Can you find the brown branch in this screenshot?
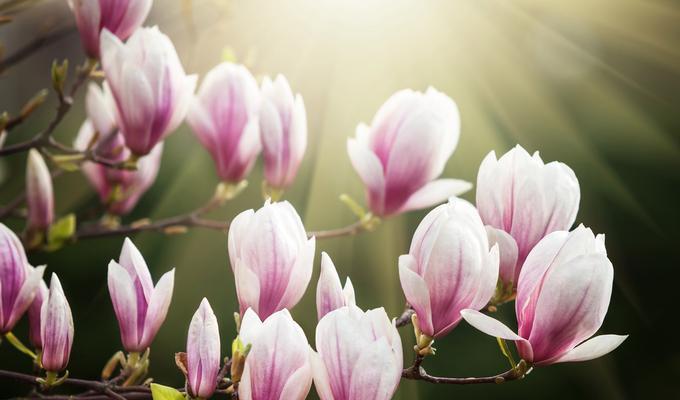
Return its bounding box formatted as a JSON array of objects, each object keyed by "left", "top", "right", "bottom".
[
  {"left": 75, "top": 215, "right": 230, "bottom": 241},
  {"left": 74, "top": 195, "right": 231, "bottom": 241},
  {"left": 0, "top": 369, "right": 152, "bottom": 399},
  {"left": 0, "top": 58, "right": 94, "bottom": 157},
  {"left": 402, "top": 354, "right": 529, "bottom": 385},
  {"left": 0, "top": 27, "right": 75, "bottom": 73},
  {"left": 308, "top": 219, "right": 367, "bottom": 239}
]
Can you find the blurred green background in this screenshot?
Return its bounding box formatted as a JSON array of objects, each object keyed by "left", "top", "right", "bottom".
[{"left": 1, "top": 0, "right": 679, "bottom": 398}]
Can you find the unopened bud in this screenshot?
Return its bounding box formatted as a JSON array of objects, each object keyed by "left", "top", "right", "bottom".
[
  {"left": 26, "top": 149, "right": 54, "bottom": 232},
  {"left": 51, "top": 59, "right": 69, "bottom": 96},
  {"left": 20, "top": 89, "right": 49, "bottom": 119}
]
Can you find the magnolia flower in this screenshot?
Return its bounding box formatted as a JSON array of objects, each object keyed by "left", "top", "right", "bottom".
[
  {"left": 312, "top": 306, "right": 403, "bottom": 400},
  {"left": 187, "top": 62, "right": 261, "bottom": 183},
  {"left": 40, "top": 274, "right": 74, "bottom": 372},
  {"left": 107, "top": 238, "right": 175, "bottom": 352},
  {"left": 26, "top": 149, "right": 54, "bottom": 231},
  {"left": 238, "top": 309, "right": 312, "bottom": 400},
  {"left": 0, "top": 223, "right": 46, "bottom": 334},
  {"left": 28, "top": 280, "right": 49, "bottom": 349},
  {"left": 259, "top": 75, "right": 307, "bottom": 190},
  {"left": 187, "top": 298, "right": 221, "bottom": 399},
  {"left": 461, "top": 225, "right": 627, "bottom": 366},
  {"left": 316, "top": 252, "right": 355, "bottom": 320},
  {"left": 75, "top": 120, "right": 163, "bottom": 216},
  {"left": 228, "top": 200, "right": 315, "bottom": 319},
  {"left": 399, "top": 199, "right": 499, "bottom": 339},
  {"left": 476, "top": 145, "right": 580, "bottom": 288},
  {"left": 100, "top": 26, "right": 197, "bottom": 156},
  {"left": 347, "top": 88, "right": 471, "bottom": 217},
  {"left": 67, "top": 0, "right": 152, "bottom": 58}
]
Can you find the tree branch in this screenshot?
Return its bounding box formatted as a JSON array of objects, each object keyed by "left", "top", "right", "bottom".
[
  {"left": 0, "top": 369, "right": 152, "bottom": 399},
  {"left": 402, "top": 354, "right": 529, "bottom": 385},
  {"left": 308, "top": 219, "right": 368, "bottom": 239}
]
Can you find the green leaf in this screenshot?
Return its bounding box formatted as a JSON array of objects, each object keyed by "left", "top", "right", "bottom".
[
  {"left": 150, "top": 383, "right": 185, "bottom": 400},
  {"left": 45, "top": 214, "right": 76, "bottom": 252}
]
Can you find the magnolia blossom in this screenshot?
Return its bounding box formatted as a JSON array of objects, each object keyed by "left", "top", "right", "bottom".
[
  {"left": 28, "top": 280, "right": 49, "bottom": 349},
  {"left": 187, "top": 62, "right": 261, "bottom": 183},
  {"left": 26, "top": 149, "right": 54, "bottom": 231},
  {"left": 187, "top": 298, "right": 221, "bottom": 399},
  {"left": 76, "top": 82, "right": 162, "bottom": 215},
  {"left": 40, "top": 274, "right": 74, "bottom": 372},
  {"left": 461, "top": 225, "right": 627, "bottom": 366},
  {"left": 316, "top": 252, "right": 355, "bottom": 320},
  {"left": 259, "top": 75, "right": 307, "bottom": 190},
  {"left": 347, "top": 88, "right": 471, "bottom": 217},
  {"left": 476, "top": 145, "right": 580, "bottom": 287},
  {"left": 228, "top": 200, "right": 315, "bottom": 319},
  {"left": 100, "top": 26, "right": 197, "bottom": 156},
  {"left": 0, "top": 223, "right": 46, "bottom": 334},
  {"left": 67, "top": 0, "right": 152, "bottom": 58},
  {"left": 399, "top": 199, "right": 499, "bottom": 339},
  {"left": 107, "top": 238, "right": 175, "bottom": 352},
  {"left": 238, "top": 309, "right": 312, "bottom": 400},
  {"left": 312, "top": 306, "right": 403, "bottom": 400}
]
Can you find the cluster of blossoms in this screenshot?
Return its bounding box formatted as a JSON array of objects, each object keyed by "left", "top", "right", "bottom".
[{"left": 0, "top": 0, "right": 628, "bottom": 399}]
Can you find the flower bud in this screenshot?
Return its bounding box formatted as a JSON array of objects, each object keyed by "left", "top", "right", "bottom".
[
  {"left": 100, "top": 26, "right": 197, "bottom": 156},
  {"left": 187, "top": 298, "right": 221, "bottom": 399},
  {"left": 67, "top": 0, "right": 152, "bottom": 59},
  {"left": 238, "top": 309, "right": 312, "bottom": 400},
  {"left": 107, "top": 238, "right": 175, "bottom": 352},
  {"left": 347, "top": 87, "right": 471, "bottom": 217},
  {"left": 259, "top": 75, "right": 307, "bottom": 190},
  {"left": 476, "top": 145, "right": 580, "bottom": 288},
  {"left": 26, "top": 149, "right": 54, "bottom": 231},
  {"left": 461, "top": 225, "right": 627, "bottom": 366},
  {"left": 0, "top": 223, "right": 46, "bottom": 333},
  {"left": 40, "top": 274, "right": 74, "bottom": 372},
  {"left": 228, "top": 200, "right": 315, "bottom": 319},
  {"left": 187, "top": 62, "right": 261, "bottom": 183},
  {"left": 312, "top": 306, "right": 402, "bottom": 400},
  {"left": 316, "top": 252, "right": 355, "bottom": 320},
  {"left": 28, "top": 280, "right": 49, "bottom": 349},
  {"left": 399, "top": 199, "right": 499, "bottom": 338}
]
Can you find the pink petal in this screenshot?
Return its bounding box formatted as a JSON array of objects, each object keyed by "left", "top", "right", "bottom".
[
  {"left": 278, "top": 356, "right": 313, "bottom": 400},
  {"left": 187, "top": 298, "right": 220, "bottom": 398},
  {"left": 348, "top": 338, "right": 401, "bottom": 400},
  {"left": 460, "top": 309, "right": 526, "bottom": 342},
  {"left": 347, "top": 137, "right": 385, "bottom": 215},
  {"left": 399, "top": 179, "right": 472, "bottom": 213},
  {"left": 528, "top": 253, "right": 613, "bottom": 363},
  {"left": 485, "top": 226, "right": 519, "bottom": 286},
  {"left": 107, "top": 261, "right": 138, "bottom": 350},
  {"left": 6, "top": 265, "right": 46, "bottom": 331},
  {"left": 398, "top": 255, "right": 433, "bottom": 336},
  {"left": 310, "top": 350, "right": 334, "bottom": 400},
  {"left": 550, "top": 334, "right": 628, "bottom": 365},
  {"left": 139, "top": 269, "right": 175, "bottom": 349},
  {"left": 316, "top": 252, "right": 346, "bottom": 320}
]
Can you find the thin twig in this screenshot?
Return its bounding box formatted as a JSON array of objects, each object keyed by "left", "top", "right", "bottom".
[
  {"left": 0, "top": 369, "right": 152, "bottom": 399},
  {"left": 402, "top": 354, "right": 529, "bottom": 385},
  {"left": 308, "top": 219, "right": 367, "bottom": 239},
  {"left": 0, "top": 27, "right": 75, "bottom": 73}
]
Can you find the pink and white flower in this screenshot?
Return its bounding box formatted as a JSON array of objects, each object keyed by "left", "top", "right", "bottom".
[{"left": 461, "top": 225, "right": 627, "bottom": 365}]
